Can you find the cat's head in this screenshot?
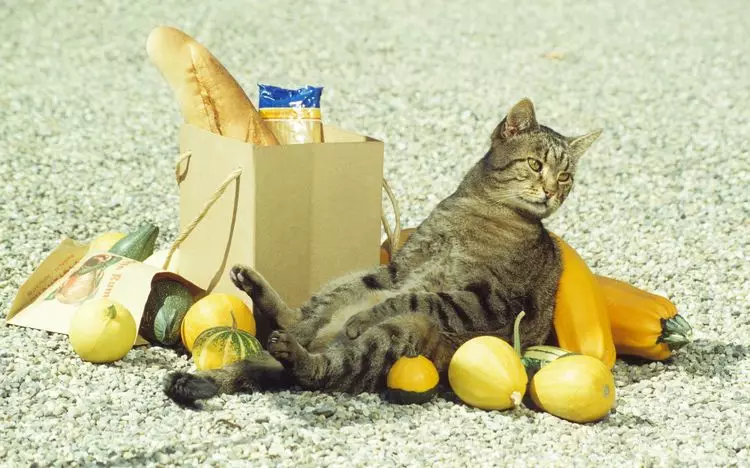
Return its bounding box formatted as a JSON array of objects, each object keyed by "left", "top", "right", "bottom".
[{"left": 482, "top": 98, "right": 602, "bottom": 219}]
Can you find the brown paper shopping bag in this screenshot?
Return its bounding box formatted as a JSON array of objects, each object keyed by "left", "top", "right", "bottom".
[{"left": 168, "top": 123, "right": 398, "bottom": 342}]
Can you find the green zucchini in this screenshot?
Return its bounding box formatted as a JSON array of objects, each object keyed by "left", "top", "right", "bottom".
[{"left": 108, "top": 223, "right": 159, "bottom": 261}]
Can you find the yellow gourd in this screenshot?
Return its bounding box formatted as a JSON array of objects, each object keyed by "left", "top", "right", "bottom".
[
  {"left": 549, "top": 233, "right": 616, "bottom": 369},
  {"left": 448, "top": 312, "right": 528, "bottom": 410},
  {"left": 143, "top": 248, "right": 181, "bottom": 273},
  {"left": 181, "top": 293, "right": 256, "bottom": 352},
  {"left": 87, "top": 231, "right": 126, "bottom": 253},
  {"left": 529, "top": 354, "right": 616, "bottom": 423},
  {"left": 68, "top": 298, "right": 137, "bottom": 363},
  {"left": 597, "top": 275, "right": 692, "bottom": 360}
]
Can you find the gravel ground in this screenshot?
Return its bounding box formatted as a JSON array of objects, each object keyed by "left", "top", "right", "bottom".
[{"left": 2, "top": 0, "right": 749, "bottom": 466}]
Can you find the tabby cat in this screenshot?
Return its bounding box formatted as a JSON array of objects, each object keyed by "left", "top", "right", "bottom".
[{"left": 164, "top": 97, "right": 602, "bottom": 406}]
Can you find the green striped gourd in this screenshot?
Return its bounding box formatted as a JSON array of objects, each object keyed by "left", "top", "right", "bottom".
[{"left": 191, "top": 312, "right": 262, "bottom": 371}]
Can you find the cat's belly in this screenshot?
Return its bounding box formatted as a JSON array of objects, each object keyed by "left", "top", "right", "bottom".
[{"left": 307, "top": 290, "right": 397, "bottom": 352}]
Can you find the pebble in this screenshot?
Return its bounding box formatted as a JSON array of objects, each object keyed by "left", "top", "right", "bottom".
[{"left": 1, "top": 0, "right": 749, "bottom": 467}]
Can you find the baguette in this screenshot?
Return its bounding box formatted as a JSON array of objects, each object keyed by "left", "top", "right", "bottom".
[{"left": 146, "top": 26, "right": 278, "bottom": 145}]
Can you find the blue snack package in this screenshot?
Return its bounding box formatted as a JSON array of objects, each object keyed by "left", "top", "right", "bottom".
[{"left": 258, "top": 84, "right": 324, "bottom": 144}]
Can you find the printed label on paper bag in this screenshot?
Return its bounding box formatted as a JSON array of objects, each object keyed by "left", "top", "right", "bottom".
[{"left": 7, "top": 238, "right": 164, "bottom": 346}]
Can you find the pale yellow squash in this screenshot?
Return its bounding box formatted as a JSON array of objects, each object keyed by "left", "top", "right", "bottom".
[
  {"left": 68, "top": 298, "right": 137, "bottom": 363},
  {"left": 529, "top": 354, "right": 616, "bottom": 423},
  {"left": 448, "top": 312, "right": 528, "bottom": 410},
  {"left": 87, "top": 231, "right": 126, "bottom": 253}
]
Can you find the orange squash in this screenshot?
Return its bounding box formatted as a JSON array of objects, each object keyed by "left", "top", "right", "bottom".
[
  {"left": 380, "top": 228, "right": 417, "bottom": 264},
  {"left": 549, "top": 233, "right": 616, "bottom": 369},
  {"left": 596, "top": 275, "right": 692, "bottom": 360}
]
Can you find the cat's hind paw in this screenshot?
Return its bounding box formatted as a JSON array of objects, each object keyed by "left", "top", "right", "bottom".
[
  {"left": 163, "top": 371, "right": 219, "bottom": 407},
  {"left": 268, "top": 330, "right": 306, "bottom": 365}
]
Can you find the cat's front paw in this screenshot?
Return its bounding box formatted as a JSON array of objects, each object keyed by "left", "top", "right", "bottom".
[{"left": 230, "top": 264, "right": 263, "bottom": 299}]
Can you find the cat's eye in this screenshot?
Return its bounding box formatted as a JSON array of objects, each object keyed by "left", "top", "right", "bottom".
[
  {"left": 558, "top": 173, "right": 572, "bottom": 182},
  {"left": 527, "top": 158, "right": 542, "bottom": 172}
]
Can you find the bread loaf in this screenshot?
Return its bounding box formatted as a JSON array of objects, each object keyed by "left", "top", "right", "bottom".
[{"left": 146, "top": 26, "right": 278, "bottom": 145}]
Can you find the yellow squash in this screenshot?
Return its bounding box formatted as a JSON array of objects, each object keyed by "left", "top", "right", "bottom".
[
  {"left": 529, "top": 353, "right": 616, "bottom": 424},
  {"left": 448, "top": 312, "right": 528, "bottom": 410},
  {"left": 549, "top": 233, "right": 616, "bottom": 369},
  {"left": 597, "top": 275, "right": 692, "bottom": 360},
  {"left": 87, "top": 231, "right": 126, "bottom": 253},
  {"left": 68, "top": 298, "right": 137, "bottom": 363}
]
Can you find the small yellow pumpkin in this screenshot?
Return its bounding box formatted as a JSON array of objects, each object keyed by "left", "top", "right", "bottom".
[
  {"left": 448, "top": 312, "right": 528, "bottom": 410},
  {"left": 386, "top": 355, "right": 440, "bottom": 404},
  {"left": 181, "top": 293, "right": 255, "bottom": 352},
  {"left": 529, "top": 354, "right": 616, "bottom": 423},
  {"left": 68, "top": 298, "right": 137, "bottom": 363}
]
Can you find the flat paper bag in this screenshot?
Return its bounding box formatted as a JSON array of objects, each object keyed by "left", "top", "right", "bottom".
[
  {"left": 175, "top": 123, "right": 384, "bottom": 319},
  {"left": 6, "top": 238, "right": 203, "bottom": 346}
]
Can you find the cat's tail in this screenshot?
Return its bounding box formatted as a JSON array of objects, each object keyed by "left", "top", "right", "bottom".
[
  {"left": 163, "top": 353, "right": 290, "bottom": 407},
  {"left": 163, "top": 372, "right": 220, "bottom": 407}
]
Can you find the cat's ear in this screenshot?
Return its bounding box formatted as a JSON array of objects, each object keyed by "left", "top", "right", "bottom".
[
  {"left": 568, "top": 129, "right": 603, "bottom": 159},
  {"left": 492, "top": 98, "right": 540, "bottom": 141}
]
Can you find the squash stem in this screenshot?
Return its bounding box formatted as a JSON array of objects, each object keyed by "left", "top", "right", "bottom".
[
  {"left": 105, "top": 305, "right": 118, "bottom": 320},
  {"left": 229, "top": 309, "right": 237, "bottom": 331},
  {"left": 662, "top": 333, "right": 691, "bottom": 350},
  {"left": 660, "top": 316, "right": 693, "bottom": 351},
  {"left": 513, "top": 310, "right": 526, "bottom": 356}
]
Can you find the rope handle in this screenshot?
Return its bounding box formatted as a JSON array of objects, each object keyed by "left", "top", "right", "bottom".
[
  {"left": 163, "top": 151, "right": 241, "bottom": 270},
  {"left": 166, "top": 150, "right": 403, "bottom": 269},
  {"left": 380, "top": 178, "right": 402, "bottom": 254}
]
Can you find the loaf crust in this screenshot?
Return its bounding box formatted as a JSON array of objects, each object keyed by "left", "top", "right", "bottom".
[{"left": 146, "top": 26, "right": 278, "bottom": 145}]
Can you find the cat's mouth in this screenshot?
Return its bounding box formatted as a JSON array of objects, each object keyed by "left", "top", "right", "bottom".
[
  {"left": 525, "top": 198, "right": 550, "bottom": 207},
  {"left": 521, "top": 197, "right": 556, "bottom": 216}
]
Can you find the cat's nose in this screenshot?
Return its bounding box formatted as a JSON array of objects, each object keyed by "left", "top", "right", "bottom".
[{"left": 543, "top": 189, "right": 555, "bottom": 200}]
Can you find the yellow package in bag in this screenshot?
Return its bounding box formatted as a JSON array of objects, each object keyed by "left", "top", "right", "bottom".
[{"left": 258, "top": 84, "right": 324, "bottom": 144}]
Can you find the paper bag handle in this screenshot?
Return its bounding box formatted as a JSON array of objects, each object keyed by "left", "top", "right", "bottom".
[
  {"left": 164, "top": 151, "right": 242, "bottom": 270},
  {"left": 380, "top": 178, "right": 402, "bottom": 254},
  {"left": 169, "top": 150, "right": 404, "bottom": 270}
]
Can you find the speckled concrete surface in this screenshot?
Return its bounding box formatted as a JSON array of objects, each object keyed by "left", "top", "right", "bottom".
[{"left": 1, "top": 0, "right": 749, "bottom": 466}]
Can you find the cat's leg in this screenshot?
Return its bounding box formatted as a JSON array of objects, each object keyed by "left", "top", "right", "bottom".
[
  {"left": 230, "top": 265, "right": 301, "bottom": 330},
  {"left": 163, "top": 351, "right": 290, "bottom": 406},
  {"left": 344, "top": 288, "right": 514, "bottom": 340},
  {"left": 231, "top": 263, "right": 399, "bottom": 344},
  {"left": 268, "top": 313, "right": 453, "bottom": 394}
]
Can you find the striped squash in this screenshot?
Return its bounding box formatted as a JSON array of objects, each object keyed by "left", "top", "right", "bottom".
[{"left": 191, "top": 313, "right": 262, "bottom": 371}]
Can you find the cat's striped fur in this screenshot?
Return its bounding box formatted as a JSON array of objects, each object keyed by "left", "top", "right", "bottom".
[{"left": 164, "top": 98, "right": 602, "bottom": 406}]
